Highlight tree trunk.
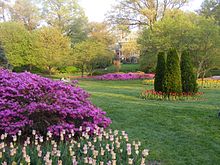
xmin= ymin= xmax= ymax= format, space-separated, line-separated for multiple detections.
xmin=81 ymin=65 xmax=84 ymax=77
xmin=48 ymin=66 xmax=52 ymax=77
xmin=201 ymin=71 xmax=206 ymax=88
xmin=28 ymin=64 xmax=32 ymax=72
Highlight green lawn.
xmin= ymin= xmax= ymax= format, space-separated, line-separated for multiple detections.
xmin=78 ymin=80 xmax=220 ymax=165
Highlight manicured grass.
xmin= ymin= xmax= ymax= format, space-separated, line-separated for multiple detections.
xmin=78 ymin=80 xmax=220 ymax=165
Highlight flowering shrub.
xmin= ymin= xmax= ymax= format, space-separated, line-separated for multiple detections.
xmin=0 ymin=69 xmax=111 ymax=136
xmin=0 ymin=127 xmax=149 ymax=165
xmin=94 ymin=73 xmax=155 ymax=81
xmin=141 ymin=90 xmax=204 ymax=101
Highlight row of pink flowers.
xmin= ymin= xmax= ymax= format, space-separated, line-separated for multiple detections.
xmin=92 ymin=73 xmax=155 ymax=81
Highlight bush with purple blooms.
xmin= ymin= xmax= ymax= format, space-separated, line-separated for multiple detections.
xmin=94 ymin=73 xmax=155 ymax=81
xmin=0 ymin=69 xmax=111 ymax=137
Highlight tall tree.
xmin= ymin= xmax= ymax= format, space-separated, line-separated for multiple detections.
xmin=180 ymin=50 xmax=198 ymax=93
xmin=41 ymin=0 xmax=86 ymax=32
xmin=67 ymin=15 xmax=89 ymax=45
xmin=88 ymin=22 xmax=115 ymax=46
xmin=106 ymin=0 xmax=189 ymax=29
xmin=121 ymin=40 xmax=140 ymax=61
xmin=199 ymin=0 xmax=220 ymax=25
xmin=138 ymin=10 xmax=220 ymax=77
xmin=34 ymin=27 xmax=71 ymax=75
xmin=9 ymin=0 xmax=40 ymax=30
xmin=73 ymin=39 xmax=113 ymax=77
xmin=199 ymin=0 xmax=218 ymax=16
xmin=0 ymin=22 xmax=35 ymax=68
xmin=154 ymin=52 xmax=166 ymax=92
xmin=192 ymin=16 xmax=220 ymax=78
xmin=163 ymin=49 xmax=182 ymax=95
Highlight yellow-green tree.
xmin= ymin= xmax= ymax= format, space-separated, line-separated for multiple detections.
xmin=73 ymin=40 xmax=113 ymax=77
xmin=0 ymin=22 xmax=35 ymax=69
xmin=34 ymin=27 xmax=71 ymax=75
xmin=88 ymin=22 xmax=115 ymax=46
xmin=121 ymin=41 xmax=140 ymax=60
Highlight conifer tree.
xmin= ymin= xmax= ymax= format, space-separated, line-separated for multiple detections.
xmin=163 ymin=49 xmax=182 ymax=95
xmin=154 ymin=52 xmax=166 ymax=92
xmin=181 ymin=50 xmax=198 ymax=93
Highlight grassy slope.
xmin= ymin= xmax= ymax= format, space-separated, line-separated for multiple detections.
xmin=78 ymin=80 xmax=220 ymax=165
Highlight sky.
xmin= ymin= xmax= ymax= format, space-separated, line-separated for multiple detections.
xmin=79 ymin=0 xmax=204 ymax=22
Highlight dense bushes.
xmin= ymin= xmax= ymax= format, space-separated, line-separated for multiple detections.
xmin=154 ymin=52 xmax=166 ymax=92
xmin=181 ymin=50 xmax=198 ymax=93
xmin=0 ymin=69 xmax=111 ymax=136
xmin=163 ymin=49 xmax=182 ymax=94
xmin=144 ymin=49 xmax=200 ymax=101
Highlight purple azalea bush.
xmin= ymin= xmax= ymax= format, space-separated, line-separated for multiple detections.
xmin=0 ymin=69 xmax=111 ymax=136
xmin=94 ymin=73 xmax=155 ymax=81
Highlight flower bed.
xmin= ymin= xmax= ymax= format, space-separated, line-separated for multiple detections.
xmin=0 ymin=127 xmax=149 ymax=165
xmin=197 ymin=79 xmax=220 ymax=88
xmin=143 ymin=79 xmax=220 ymax=89
xmin=93 ymin=73 xmax=155 ymax=81
xmin=0 ymin=69 xmax=111 ymax=137
xmin=141 ymin=90 xmax=203 ymax=101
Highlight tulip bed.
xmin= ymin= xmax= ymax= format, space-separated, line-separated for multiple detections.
xmin=143 ymin=79 xmax=220 ymax=89
xmin=197 ymin=79 xmax=220 ymax=88
xmin=142 ymin=80 xmax=204 ymax=101
xmin=0 ymin=128 xmax=149 ymax=165
xmin=141 ymin=90 xmax=204 ymax=101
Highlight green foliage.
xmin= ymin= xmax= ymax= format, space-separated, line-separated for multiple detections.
xmin=138 ymin=10 xmax=220 ymax=77
xmin=88 ymin=22 xmax=115 ymax=46
xmin=0 ymin=22 xmax=35 ymax=68
xmin=13 ymin=65 xmax=45 ymax=73
xmin=154 ymin=52 xmax=166 ymax=92
xmin=140 ymin=51 xmax=157 ymax=73
xmin=199 ymin=0 xmax=220 ymax=25
xmin=41 ymin=0 xmax=87 ymax=33
xmin=58 ymin=66 xmax=78 ymax=74
xmin=73 ymin=39 xmax=114 ymax=76
xmin=181 ymin=50 xmax=198 ymax=93
xmin=34 ymin=27 xmax=71 ymax=75
xmin=163 ymin=49 xmax=182 ymax=94
xmin=67 ymin=16 xmax=89 ymax=45
xmin=210 ymin=69 xmax=220 ymax=76
xmin=92 ymin=64 xmax=140 ymax=76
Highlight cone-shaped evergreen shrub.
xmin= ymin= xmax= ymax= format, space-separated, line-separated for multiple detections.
xmin=181 ymin=50 xmax=198 ymax=93
xmin=154 ymin=52 xmax=166 ymax=92
xmin=163 ymin=49 xmax=182 ymax=94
